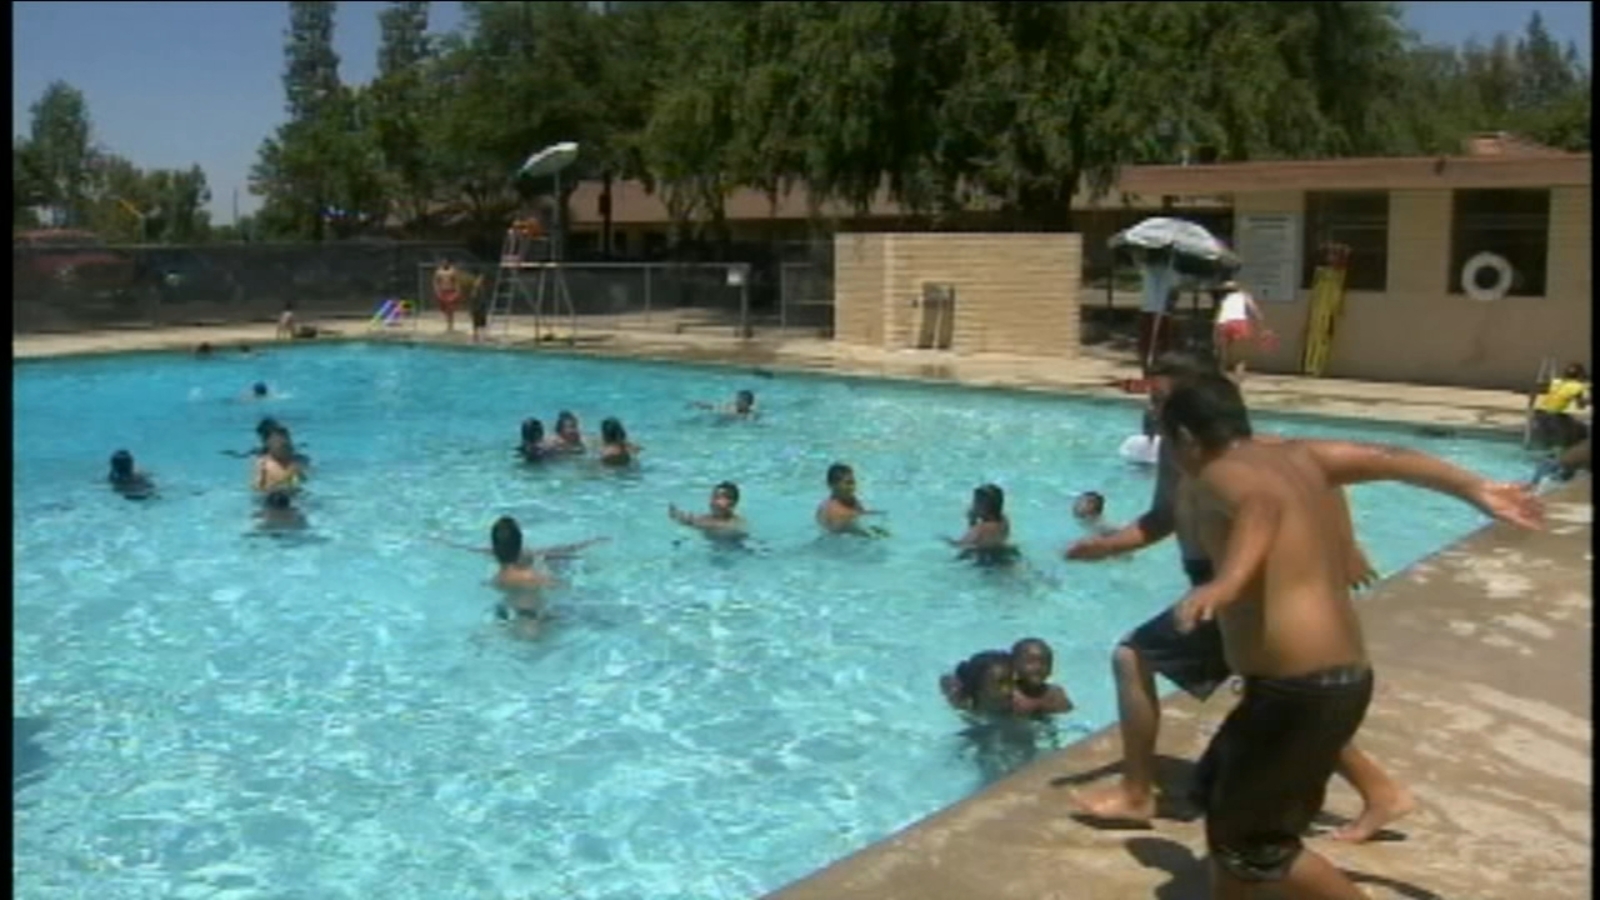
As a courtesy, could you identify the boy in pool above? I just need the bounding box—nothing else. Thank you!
[488,516,555,638]
[669,481,748,540]
[693,389,757,419]
[1073,492,1110,533]
[597,418,642,467]
[947,484,1018,566]
[1159,374,1542,900]
[816,463,888,536]
[108,450,156,500]
[1010,638,1074,715]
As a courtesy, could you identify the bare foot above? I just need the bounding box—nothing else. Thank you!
[1332,787,1416,842]
[1070,781,1157,825]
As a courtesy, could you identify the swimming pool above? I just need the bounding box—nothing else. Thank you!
[13,344,1527,899]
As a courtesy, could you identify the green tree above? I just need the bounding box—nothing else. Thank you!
[25,81,97,226]
[371,1,437,232]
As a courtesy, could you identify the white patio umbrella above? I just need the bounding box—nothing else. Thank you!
[1109,216,1239,269]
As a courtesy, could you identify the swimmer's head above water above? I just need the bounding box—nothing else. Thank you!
[600,417,628,445]
[520,418,545,451]
[734,390,755,414]
[710,481,741,516]
[109,449,136,482]
[968,483,1005,525]
[252,382,269,398]
[826,462,857,501]
[257,417,282,443]
[955,650,1016,715]
[555,411,581,444]
[491,516,524,565]
[1073,491,1105,521]
[1010,638,1054,693]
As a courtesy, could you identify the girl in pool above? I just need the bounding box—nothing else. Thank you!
[596,417,642,467]
[946,483,1019,566]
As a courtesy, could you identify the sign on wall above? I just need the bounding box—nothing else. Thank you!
[1235,213,1302,303]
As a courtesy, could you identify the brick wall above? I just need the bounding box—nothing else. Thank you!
[1242,187,1590,389]
[832,232,1081,357]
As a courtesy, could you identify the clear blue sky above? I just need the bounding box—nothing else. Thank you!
[12,1,1594,223]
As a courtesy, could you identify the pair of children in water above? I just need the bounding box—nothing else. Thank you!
[941,639,1074,718]
[518,411,641,467]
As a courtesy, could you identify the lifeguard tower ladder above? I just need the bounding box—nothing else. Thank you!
[487,141,581,344]
[487,222,576,343]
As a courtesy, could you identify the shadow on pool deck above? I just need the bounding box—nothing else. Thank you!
[766,480,1593,900]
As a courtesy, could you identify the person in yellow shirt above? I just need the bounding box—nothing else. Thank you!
[1532,363,1590,450]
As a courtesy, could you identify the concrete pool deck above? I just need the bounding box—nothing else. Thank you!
[14,318,1593,899]
[10,314,1562,436]
[767,481,1593,900]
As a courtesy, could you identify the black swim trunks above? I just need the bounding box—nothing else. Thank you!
[961,545,1022,567]
[1191,665,1374,882]
[1120,559,1230,699]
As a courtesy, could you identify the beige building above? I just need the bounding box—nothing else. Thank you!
[567,136,1591,390]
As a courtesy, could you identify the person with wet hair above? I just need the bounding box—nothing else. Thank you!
[669,481,747,540]
[252,428,305,496]
[947,483,1018,566]
[1010,638,1074,715]
[488,516,554,638]
[939,650,1018,715]
[518,419,548,464]
[597,418,642,467]
[1073,491,1107,531]
[816,462,887,536]
[548,411,585,455]
[691,389,757,419]
[107,450,156,500]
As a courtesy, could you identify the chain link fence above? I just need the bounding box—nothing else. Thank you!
[13,239,479,333]
[14,233,839,340]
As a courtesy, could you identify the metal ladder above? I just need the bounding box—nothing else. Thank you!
[1523,356,1557,449]
[487,222,578,342]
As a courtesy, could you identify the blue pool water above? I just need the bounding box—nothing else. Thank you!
[13,344,1527,899]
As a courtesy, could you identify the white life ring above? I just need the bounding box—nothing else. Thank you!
[1119,434,1161,466]
[1462,252,1513,302]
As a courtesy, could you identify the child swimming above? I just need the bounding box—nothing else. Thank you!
[1009,638,1074,715]
[107,450,156,500]
[816,462,888,536]
[669,481,748,541]
[946,483,1019,566]
[597,417,642,467]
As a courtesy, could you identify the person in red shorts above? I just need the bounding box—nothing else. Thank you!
[1211,279,1269,380]
[433,258,463,333]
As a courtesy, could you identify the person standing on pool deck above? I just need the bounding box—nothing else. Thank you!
[1155,373,1542,900]
[1062,352,1408,842]
[434,258,463,333]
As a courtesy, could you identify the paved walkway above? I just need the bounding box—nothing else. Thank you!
[11,315,1554,436]
[769,482,1593,900]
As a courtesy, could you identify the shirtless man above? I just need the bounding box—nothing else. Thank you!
[816,463,887,536]
[434,258,463,333]
[1158,373,1541,899]
[669,482,748,541]
[1064,353,1406,842]
[252,428,305,495]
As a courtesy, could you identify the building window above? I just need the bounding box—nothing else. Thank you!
[1301,192,1389,291]
[1449,189,1549,297]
